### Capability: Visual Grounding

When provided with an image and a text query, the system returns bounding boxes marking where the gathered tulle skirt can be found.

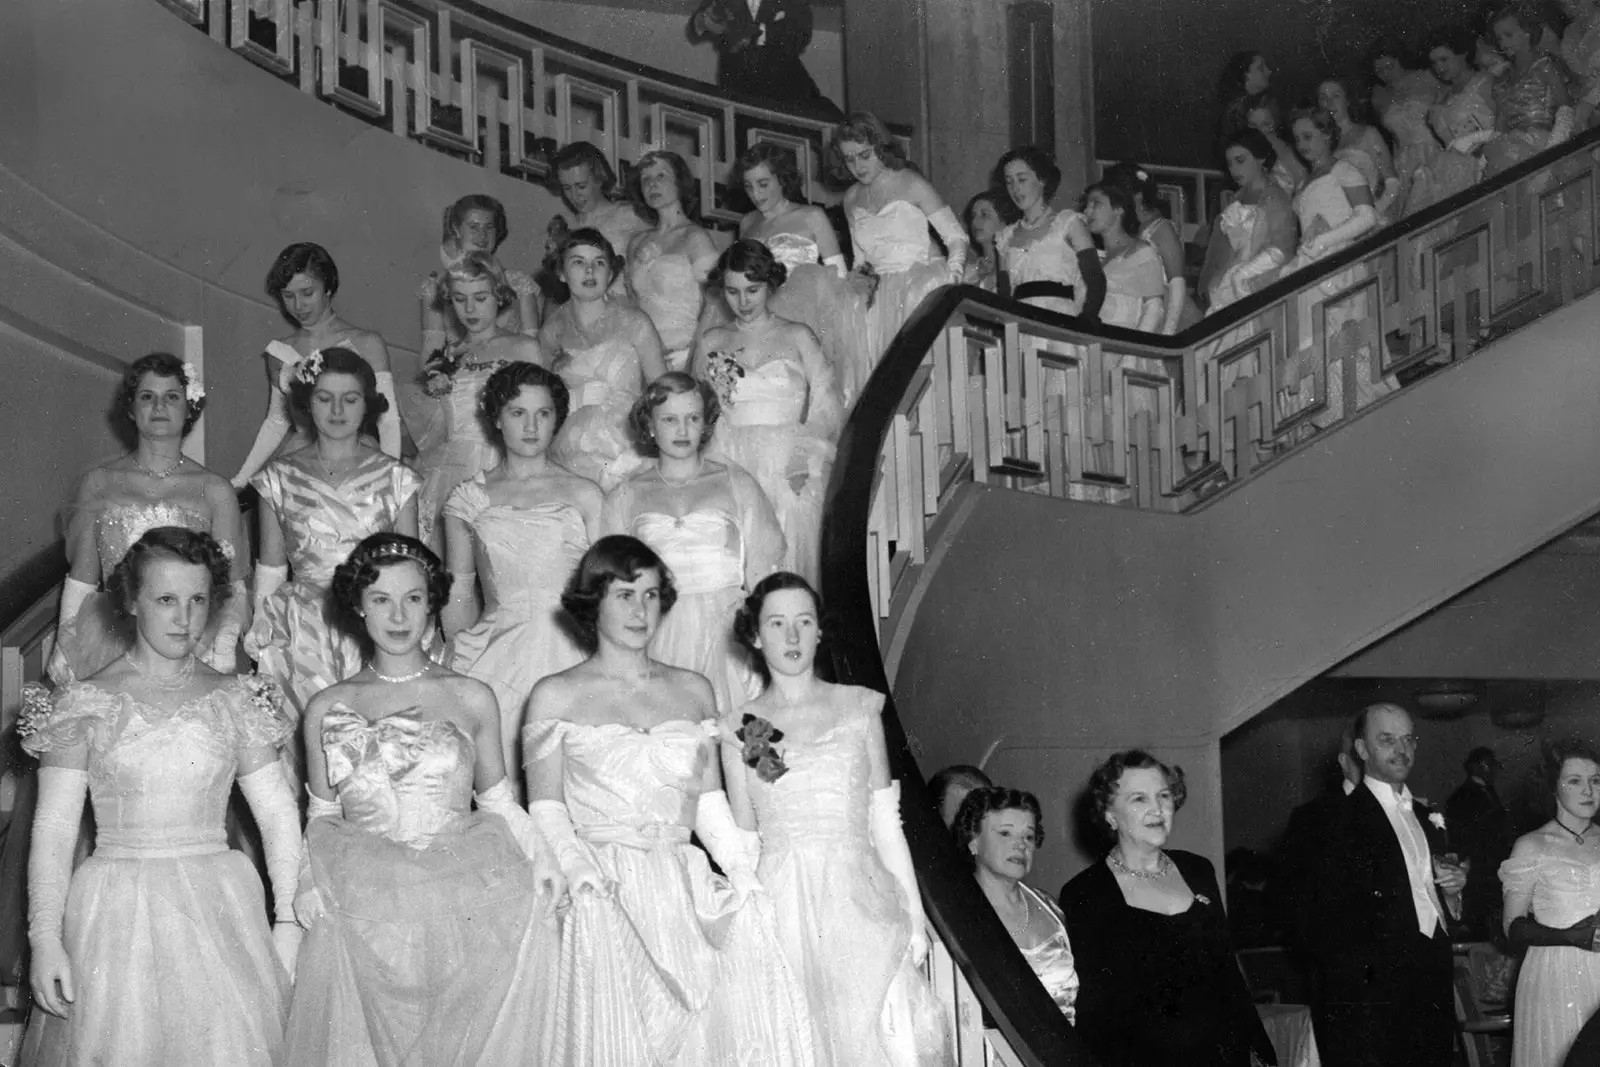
[551,400,644,492]
[714,424,830,586]
[1511,944,1600,1067]
[648,585,758,717]
[23,849,288,1067]
[287,813,560,1067]
[853,261,950,403]
[416,438,501,550]
[768,263,872,408]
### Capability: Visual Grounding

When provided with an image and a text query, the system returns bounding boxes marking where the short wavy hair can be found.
[994,146,1063,203]
[1224,127,1278,173]
[1288,107,1342,158]
[1424,24,1482,64]
[631,150,701,223]
[441,194,509,251]
[827,112,909,182]
[480,361,571,439]
[555,227,623,280]
[1084,181,1141,237]
[1545,739,1600,799]
[442,250,516,314]
[560,535,678,650]
[1086,749,1187,854]
[552,142,621,200]
[952,786,1046,863]
[962,190,1017,241]
[1217,51,1264,105]
[1101,161,1162,213]
[265,242,339,327]
[732,571,827,677]
[107,526,232,620]
[287,346,387,440]
[737,142,807,205]
[331,534,451,651]
[629,372,721,455]
[119,352,206,437]
[709,239,788,292]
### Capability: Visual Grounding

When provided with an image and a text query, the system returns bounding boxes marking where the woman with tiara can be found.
[541,228,667,490]
[235,242,400,489]
[22,527,300,1066]
[994,146,1104,319]
[552,142,652,291]
[51,354,250,685]
[695,240,842,584]
[245,347,421,736]
[726,572,951,1066]
[418,194,541,357]
[831,112,969,399]
[523,535,814,1065]
[603,373,784,717]
[411,251,544,548]
[626,150,721,372]
[442,362,600,789]
[288,533,564,1067]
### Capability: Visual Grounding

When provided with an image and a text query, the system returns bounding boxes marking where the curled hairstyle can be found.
[1289,107,1341,160]
[1489,3,1546,43]
[1224,127,1278,174]
[1083,181,1141,237]
[1101,161,1163,213]
[552,142,621,200]
[107,526,232,621]
[631,150,701,223]
[287,346,388,440]
[480,361,572,438]
[929,764,993,816]
[1317,75,1372,126]
[737,142,807,205]
[1242,91,1287,136]
[962,190,1018,241]
[443,251,517,314]
[1425,24,1482,64]
[994,146,1063,202]
[555,227,623,281]
[827,112,909,182]
[331,534,451,650]
[560,535,679,649]
[441,194,509,251]
[119,353,206,436]
[1086,749,1188,854]
[952,787,1046,864]
[629,372,721,455]
[732,571,826,676]
[709,239,788,292]
[266,242,340,327]
[1217,51,1264,105]
[1545,739,1600,799]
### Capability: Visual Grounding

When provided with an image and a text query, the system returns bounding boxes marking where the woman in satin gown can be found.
[541,228,667,490]
[831,112,969,399]
[694,240,842,585]
[418,194,541,358]
[1105,162,1204,332]
[23,527,301,1067]
[1482,7,1570,177]
[1406,28,1498,215]
[995,146,1104,319]
[237,242,401,489]
[1499,742,1600,1067]
[1199,130,1297,313]
[603,373,784,717]
[245,347,421,729]
[727,573,950,1066]
[1317,77,1402,220]
[412,252,544,549]
[289,533,563,1067]
[1083,183,1167,332]
[1370,48,1444,208]
[442,362,600,787]
[51,354,250,685]
[626,151,720,372]
[734,143,867,405]
[523,534,815,1066]
[552,142,651,296]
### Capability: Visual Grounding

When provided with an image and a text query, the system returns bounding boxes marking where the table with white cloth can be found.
[1256,1003,1321,1067]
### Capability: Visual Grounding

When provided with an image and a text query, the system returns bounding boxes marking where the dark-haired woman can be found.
[626,151,721,372]
[288,533,563,1066]
[552,142,651,289]
[1480,6,1572,177]
[442,362,600,784]
[726,573,949,1065]
[694,240,842,584]
[237,242,398,489]
[995,147,1105,320]
[832,112,969,399]
[952,787,1077,1023]
[603,373,784,717]
[1317,77,1402,219]
[22,528,300,1066]
[1244,95,1308,195]
[541,228,667,490]
[1060,750,1274,1067]
[523,536,814,1064]
[1406,28,1497,214]
[1084,182,1167,332]
[1199,129,1296,311]
[1104,162,1202,332]
[50,355,250,685]
[1370,46,1445,210]
[245,348,422,739]
[1217,51,1273,140]
[419,193,541,358]
[1499,741,1600,1067]
[963,192,1012,291]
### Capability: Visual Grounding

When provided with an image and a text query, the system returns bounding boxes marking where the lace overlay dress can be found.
[1500,850,1600,1067]
[19,679,294,1067]
[849,201,952,401]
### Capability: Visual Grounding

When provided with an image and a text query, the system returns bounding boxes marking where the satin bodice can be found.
[1100,242,1167,329]
[1218,200,1264,257]
[1431,75,1496,142]
[253,454,420,587]
[850,200,936,274]
[997,211,1087,293]
[1020,884,1080,1022]
[632,509,744,596]
[764,232,821,271]
[1501,851,1600,928]
[746,706,873,853]
[629,247,702,350]
[710,352,808,428]
[1496,57,1558,133]
[94,500,211,581]
[445,479,588,619]
[320,705,476,848]
[558,337,642,411]
[1295,161,1364,244]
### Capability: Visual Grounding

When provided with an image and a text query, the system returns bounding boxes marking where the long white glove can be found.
[927,206,971,282]
[209,579,250,674]
[48,578,96,684]
[253,563,288,621]
[295,792,341,929]
[822,253,848,279]
[233,387,293,489]
[694,789,762,904]
[1449,130,1498,155]
[374,371,402,459]
[1300,205,1377,260]
[238,763,304,977]
[870,781,929,965]
[477,778,564,912]
[1550,105,1576,148]
[28,767,88,1018]
[531,799,606,896]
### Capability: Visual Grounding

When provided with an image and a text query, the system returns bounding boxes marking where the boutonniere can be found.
[1429,812,1447,832]
[736,713,789,783]
[1194,893,1211,906]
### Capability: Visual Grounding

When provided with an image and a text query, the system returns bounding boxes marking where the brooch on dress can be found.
[736,714,789,783]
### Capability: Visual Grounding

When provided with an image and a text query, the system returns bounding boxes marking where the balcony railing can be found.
[155,0,873,221]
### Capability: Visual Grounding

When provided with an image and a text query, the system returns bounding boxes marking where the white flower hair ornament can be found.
[181,362,206,404]
[293,349,327,386]
[1136,168,1150,182]
[1429,812,1447,831]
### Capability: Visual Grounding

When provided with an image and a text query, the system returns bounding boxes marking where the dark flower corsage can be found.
[418,346,463,398]
[737,713,789,784]
[849,261,881,309]
[704,350,746,409]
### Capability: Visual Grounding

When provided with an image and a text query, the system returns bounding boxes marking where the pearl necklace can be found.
[1002,885,1032,939]
[373,665,430,684]
[125,652,196,690]
[132,454,184,479]
[1108,848,1173,881]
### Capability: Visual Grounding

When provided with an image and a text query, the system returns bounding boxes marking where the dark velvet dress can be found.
[1059,849,1275,1067]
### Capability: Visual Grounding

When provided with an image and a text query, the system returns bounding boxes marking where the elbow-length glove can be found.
[531,799,607,896]
[695,789,762,904]
[870,781,929,965]
[238,762,304,975]
[28,767,88,1013]
[478,778,565,909]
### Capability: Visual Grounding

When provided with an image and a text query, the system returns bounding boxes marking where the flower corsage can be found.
[418,346,464,398]
[737,714,789,784]
[181,362,206,405]
[704,350,746,409]
[17,682,53,742]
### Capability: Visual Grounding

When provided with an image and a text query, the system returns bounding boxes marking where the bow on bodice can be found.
[321,706,476,848]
